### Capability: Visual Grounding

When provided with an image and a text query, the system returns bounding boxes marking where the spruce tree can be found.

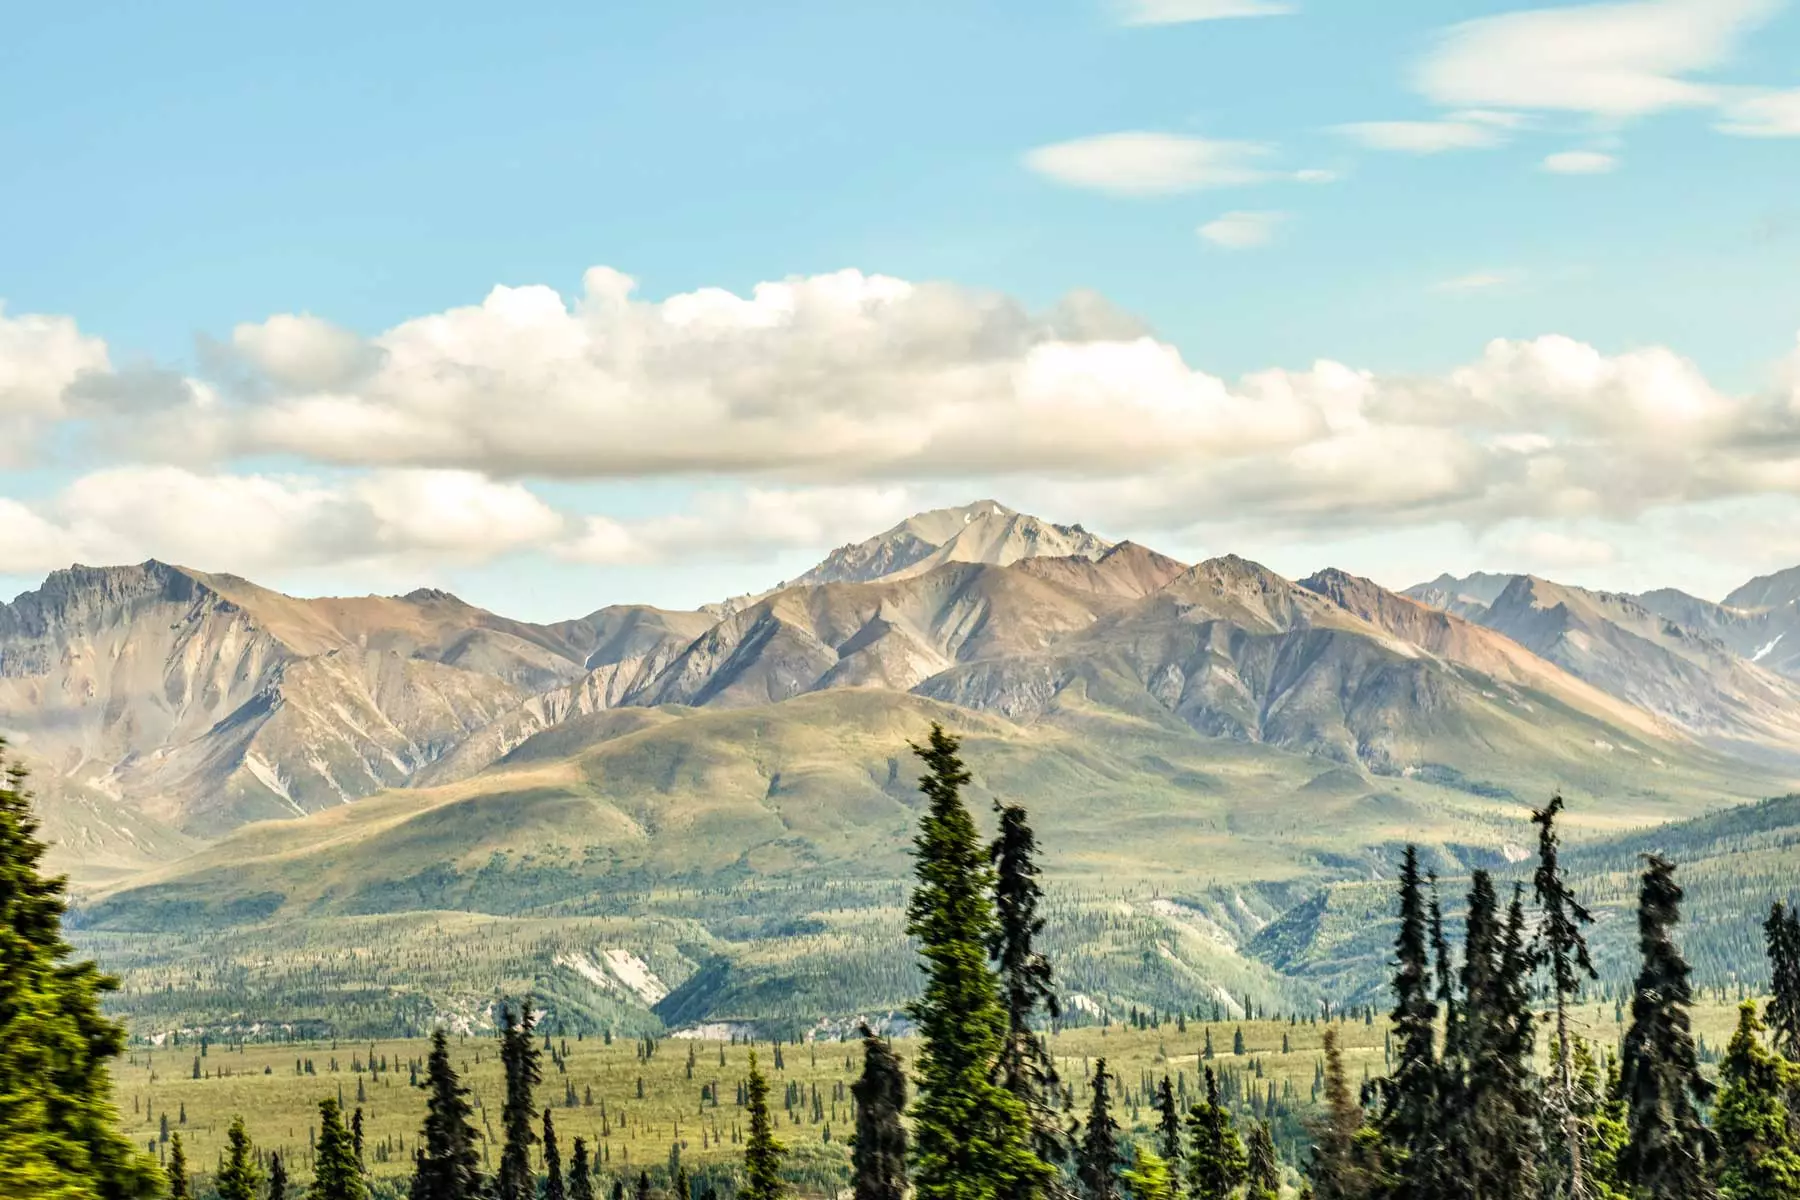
[1618,854,1715,1200]
[851,1024,907,1200]
[0,756,157,1198]
[1713,1001,1800,1199]
[570,1139,596,1200]
[1765,902,1800,1062]
[1187,1068,1247,1200]
[311,1098,368,1200]
[1119,1145,1172,1200]
[496,1000,542,1200]
[1381,846,1438,1199]
[416,1027,484,1200]
[1245,1122,1281,1200]
[1309,1028,1381,1200]
[906,725,1051,1200]
[1533,795,1599,1200]
[1455,873,1538,1198]
[742,1051,786,1200]
[166,1134,189,1200]
[1154,1076,1182,1169]
[216,1116,264,1200]
[270,1153,288,1200]
[545,1110,566,1200]
[991,801,1066,1176]
[1076,1059,1121,1200]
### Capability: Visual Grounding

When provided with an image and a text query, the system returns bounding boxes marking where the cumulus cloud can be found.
[1116,0,1295,23]
[1024,133,1273,195]
[1199,211,1285,249]
[1482,526,1620,569]
[0,307,109,418]
[0,467,568,575]
[1414,0,1777,119]
[1542,150,1619,174]
[24,266,1800,583]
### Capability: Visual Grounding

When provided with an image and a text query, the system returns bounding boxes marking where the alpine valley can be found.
[22,501,1800,1039]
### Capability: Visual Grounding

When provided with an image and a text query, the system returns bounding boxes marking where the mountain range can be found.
[14,500,1800,1035]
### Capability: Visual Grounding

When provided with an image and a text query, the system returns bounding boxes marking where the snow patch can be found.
[1754,633,1784,662]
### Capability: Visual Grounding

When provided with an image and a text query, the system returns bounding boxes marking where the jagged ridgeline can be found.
[7,500,1795,1037]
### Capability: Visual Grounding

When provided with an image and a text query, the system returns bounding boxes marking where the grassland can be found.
[117,1000,1760,1196]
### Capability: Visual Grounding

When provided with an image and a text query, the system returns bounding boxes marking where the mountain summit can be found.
[791,500,1112,587]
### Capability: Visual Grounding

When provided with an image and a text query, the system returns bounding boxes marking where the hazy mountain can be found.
[1401,571,1519,620]
[0,561,594,835]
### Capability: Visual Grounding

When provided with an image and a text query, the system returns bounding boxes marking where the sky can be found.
[4,0,1800,620]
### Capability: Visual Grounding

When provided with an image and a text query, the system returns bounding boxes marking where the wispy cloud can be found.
[1116,0,1295,24]
[1199,211,1286,249]
[1024,133,1273,195]
[1433,270,1521,294]
[1336,112,1516,154]
[1414,0,1778,119]
[1717,88,1800,136]
[1542,150,1619,174]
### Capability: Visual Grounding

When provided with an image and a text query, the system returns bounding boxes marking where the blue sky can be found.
[4,0,1800,619]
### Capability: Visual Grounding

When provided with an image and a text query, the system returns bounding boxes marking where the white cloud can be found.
[1199,211,1286,249]
[1483,526,1620,569]
[1542,150,1620,174]
[1717,88,1800,137]
[1433,271,1520,294]
[231,314,375,390]
[28,266,1800,582]
[1116,0,1295,23]
[558,487,914,566]
[1414,0,1778,119]
[1024,133,1272,195]
[1293,168,1341,184]
[0,307,109,417]
[0,466,568,575]
[1336,114,1513,154]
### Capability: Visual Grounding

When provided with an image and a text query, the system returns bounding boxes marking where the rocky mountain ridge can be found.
[8,504,1800,878]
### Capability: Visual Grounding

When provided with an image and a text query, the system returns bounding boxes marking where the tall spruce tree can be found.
[990,800,1066,1177]
[1766,902,1800,1062]
[570,1139,596,1200]
[1427,873,1470,1200]
[1187,1068,1247,1200]
[851,1024,907,1200]
[1381,846,1439,1200]
[544,1110,566,1200]
[271,1152,289,1200]
[165,1134,189,1200]
[0,755,157,1198]
[496,1000,542,1200]
[216,1116,264,1200]
[1309,1028,1380,1200]
[1712,1001,1800,1199]
[742,1051,786,1200]
[1618,854,1716,1200]
[1455,872,1539,1198]
[1154,1076,1182,1169]
[906,725,1051,1200]
[311,1098,368,1200]
[1076,1059,1121,1200]
[415,1028,483,1200]
[1533,796,1599,1200]
[1245,1122,1281,1200]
